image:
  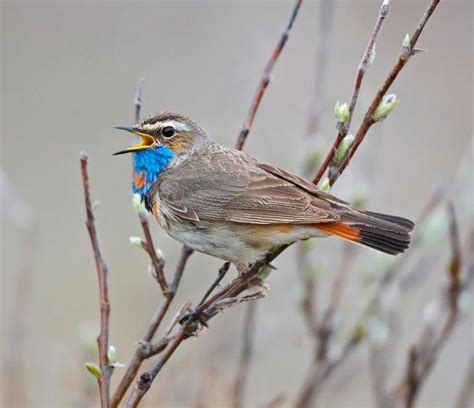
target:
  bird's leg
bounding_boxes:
[179,262,231,326]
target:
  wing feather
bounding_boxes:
[158,146,339,225]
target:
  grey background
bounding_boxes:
[1,0,472,407]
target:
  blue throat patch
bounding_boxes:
[132,146,175,200]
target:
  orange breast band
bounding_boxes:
[133,171,147,189]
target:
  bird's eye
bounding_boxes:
[161,126,176,138]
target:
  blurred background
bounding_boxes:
[1,0,472,407]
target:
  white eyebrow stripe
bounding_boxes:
[141,120,190,132]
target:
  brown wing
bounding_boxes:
[157,146,339,225]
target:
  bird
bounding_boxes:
[114,112,414,269]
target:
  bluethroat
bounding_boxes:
[114,112,414,268]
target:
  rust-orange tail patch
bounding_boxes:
[315,214,412,255]
[316,222,361,242]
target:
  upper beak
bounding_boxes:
[113,126,157,155]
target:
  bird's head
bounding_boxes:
[114,112,210,201]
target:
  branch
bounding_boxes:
[327,0,441,187]
[235,0,303,150]
[138,212,168,294]
[295,184,446,407]
[111,245,192,408]
[80,153,113,408]
[126,258,271,406]
[295,244,357,407]
[395,204,471,408]
[313,0,389,184]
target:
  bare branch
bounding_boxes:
[111,246,192,408]
[138,212,168,294]
[126,258,271,406]
[295,245,357,406]
[394,204,470,407]
[80,153,113,407]
[235,0,304,150]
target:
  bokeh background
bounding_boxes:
[1,0,472,407]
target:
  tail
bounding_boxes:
[316,210,415,255]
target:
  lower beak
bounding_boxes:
[113,126,157,155]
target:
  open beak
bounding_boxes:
[113,126,157,155]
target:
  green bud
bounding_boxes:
[132,193,147,215]
[402,33,411,52]
[334,101,350,128]
[85,362,101,378]
[373,94,399,122]
[351,323,367,343]
[320,177,331,192]
[334,134,354,164]
[129,236,144,248]
[107,345,117,365]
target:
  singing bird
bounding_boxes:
[114,112,414,267]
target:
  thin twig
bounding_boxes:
[328,0,441,186]
[396,204,468,408]
[313,0,389,185]
[295,245,357,407]
[231,302,258,408]
[295,186,446,408]
[295,333,361,408]
[138,212,168,293]
[111,246,192,408]
[80,153,113,408]
[235,0,304,150]
[126,258,270,406]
